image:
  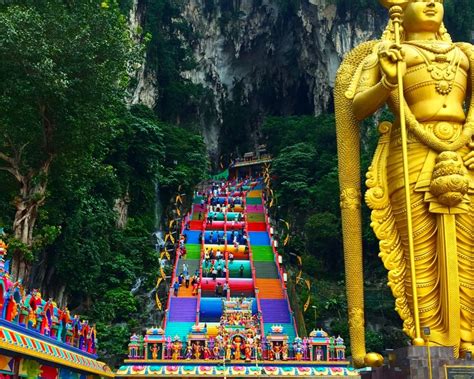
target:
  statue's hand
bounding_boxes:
[463,142,474,170]
[378,43,406,85]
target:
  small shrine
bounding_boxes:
[186,324,208,359]
[144,327,166,360]
[265,324,290,361]
[308,329,347,361]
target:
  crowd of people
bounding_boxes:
[172,179,252,299]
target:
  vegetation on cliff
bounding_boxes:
[0,0,208,364]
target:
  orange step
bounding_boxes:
[173,284,195,298]
[255,279,284,299]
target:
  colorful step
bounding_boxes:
[168,298,197,322]
[255,279,284,299]
[249,232,271,246]
[247,222,266,231]
[246,197,262,205]
[247,190,262,198]
[254,261,279,278]
[227,260,252,277]
[199,297,223,322]
[183,244,201,260]
[251,245,274,262]
[200,278,254,293]
[165,322,195,340]
[247,204,264,213]
[188,220,204,230]
[183,230,201,244]
[260,299,291,323]
[192,196,203,204]
[247,212,265,222]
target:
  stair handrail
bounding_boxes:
[224,191,230,299]
[162,209,189,331]
[262,193,299,336]
[196,193,210,324]
[242,189,265,339]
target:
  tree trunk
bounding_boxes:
[6,156,52,282]
[11,182,47,281]
[114,191,131,229]
[1,105,54,282]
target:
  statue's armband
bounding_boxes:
[354,53,381,96]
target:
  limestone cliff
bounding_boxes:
[130,0,387,160]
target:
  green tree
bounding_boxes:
[0,0,136,280]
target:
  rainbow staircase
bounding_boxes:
[162,179,297,343]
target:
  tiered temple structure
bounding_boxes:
[0,240,113,378]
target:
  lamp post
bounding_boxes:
[311,305,317,329]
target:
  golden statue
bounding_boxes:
[335,0,474,366]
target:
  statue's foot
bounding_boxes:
[460,342,474,357]
[364,352,384,368]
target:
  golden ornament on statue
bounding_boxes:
[335,0,474,367]
[379,0,409,9]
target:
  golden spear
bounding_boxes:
[382,0,424,346]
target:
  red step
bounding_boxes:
[247,222,266,231]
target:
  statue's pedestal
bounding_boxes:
[361,346,474,379]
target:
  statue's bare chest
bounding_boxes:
[402,43,469,99]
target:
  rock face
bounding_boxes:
[128,0,157,108]
[134,0,387,158]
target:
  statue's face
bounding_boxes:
[403,0,444,34]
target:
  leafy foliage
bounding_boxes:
[0,0,209,365]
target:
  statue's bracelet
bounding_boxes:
[381,75,398,91]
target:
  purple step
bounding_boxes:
[260,299,291,323]
[169,298,197,322]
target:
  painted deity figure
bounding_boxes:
[335,0,474,364]
[212,343,220,359]
[256,343,263,361]
[203,343,211,360]
[185,342,193,360]
[171,340,181,360]
[294,344,303,361]
[315,347,323,362]
[282,343,288,361]
[151,344,159,360]
[193,342,201,360]
[225,341,232,360]
[233,337,243,360]
[272,343,282,360]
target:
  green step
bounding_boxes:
[251,246,275,262]
[228,261,252,277]
[192,212,203,221]
[184,244,201,259]
[193,196,203,204]
[247,213,265,222]
[246,197,262,205]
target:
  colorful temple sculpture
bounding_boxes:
[117,178,359,378]
[0,240,113,378]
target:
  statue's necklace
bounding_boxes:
[406,42,461,95]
